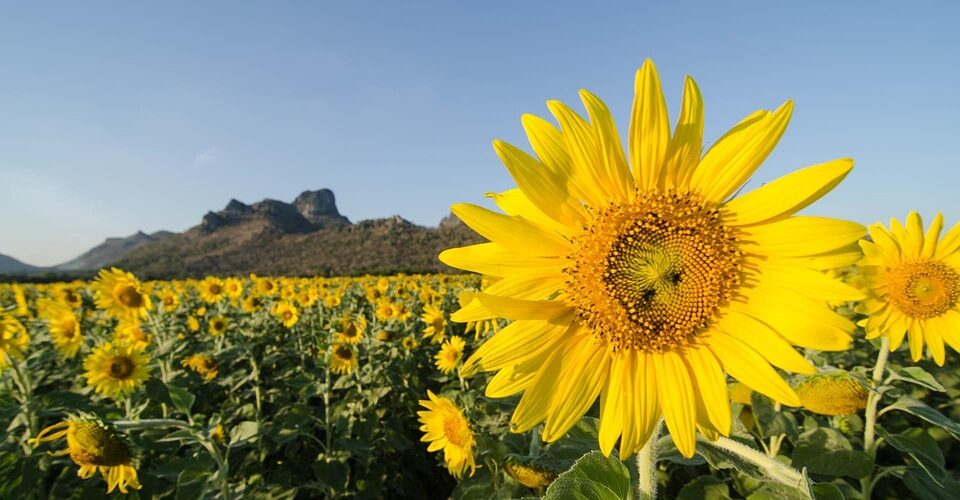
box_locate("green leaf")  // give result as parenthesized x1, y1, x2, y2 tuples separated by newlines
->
(902, 466, 960, 500)
(544, 451, 631, 500)
(887, 366, 946, 392)
(879, 397, 960, 440)
(537, 418, 602, 470)
(678, 475, 731, 500)
(166, 384, 195, 415)
(878, 427, 945, 485)
(809, 483, 844, 500)
(229, 420, 259, 445)
(745, 483, 808, 500)
(791, 428, 873, 479)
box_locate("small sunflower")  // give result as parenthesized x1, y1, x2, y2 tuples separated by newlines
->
(198, 277, 226, 304)
(421, 304, 447, 344)
(29, 415, 141, 494)
(796, 371, 868, 416)
(435, 336, 466, 375)
(210, 424, 226, 444)
(224, 277, 244, 299)
(336, 315, 367, 345)
(418, 391, 477, 479)
(56, 285, 83, 309)
(273, 302, 300, 329)
(208, 316, 229, 336)
(91, 268, 152, 322)
(330, 343, 358, 374)
(158, 289, 180, 313)
(43, 301, 83, 358)
(114, 320, 152, 350)
(182, 354, 219, 382)
(83, 340, 151, 399)
(401, 335, 419, 351)
(242, 295, 263, 313)
(256, 277, 278, 296)
(0, 315, 30, 370)
(858, 212, 960, 365)
(186, 316, 201, 332)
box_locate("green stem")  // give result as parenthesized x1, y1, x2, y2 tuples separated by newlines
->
(112, 418, 192, 430)
(860, 336, 891, 500)
(636, 422, 661, 500)
(704, 436, 809, 494)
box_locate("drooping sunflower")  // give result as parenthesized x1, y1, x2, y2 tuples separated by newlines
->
(1, 315, 30, 370)
(198, 276, 226, 304)
(504, 459, 557, 489)
(43, 300, 84, 358)
(435, 336, 466, 375)
(336, 314, 367, 345)
(330, 343, 358, 374)
(418, 390, 477, 479)
(421, 303, 448, 344)
(443, 60, 864, 458)
(91, 268, 152, 322)
(858, 212, 960, 365)
(796, 371, 867, 416)
(273, 302, 300, 329)
(29, 415, 141, 494)
(182, 354, 219, 382)
(208, 316, 230, 336)
(83, 340, 151, 399)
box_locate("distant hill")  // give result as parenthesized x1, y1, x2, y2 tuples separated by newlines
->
(55, 231, 175, 271)
(0, 254, 42, 274)
(111, 189, 483, 278)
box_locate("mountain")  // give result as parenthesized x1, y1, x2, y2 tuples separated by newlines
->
(112, 189, 482, 278)
(55, 231, 175, 271)
(0, 254, 42, 274)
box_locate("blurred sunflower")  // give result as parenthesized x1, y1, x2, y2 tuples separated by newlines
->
(796, 371, 867, 416)
(30, 415, 141, 494)
(44, 300, 83, 358)
(182, 354, 219, 382)
(242, 295, 263, 313)
(208, 316, 229, 336)
(858, 212, 960, 365)
(158, 289, 180, 313)
(255, 277, 278, 296)
(401, 335, 419, 351)
(420, 303, 447, 344)
(336, 315, 366, 345)
(444, 60, 863, 458)
(435, 336, 466, 375)
(0, 315, 30, 370)
(91, 268, 152, 322)
(224, 277, 244, 300)
(504, 460, 557, 489)
(84, 341, 151, 399)
(418, 391, 476, 479)
(273, 302, 300, 329)
(114, 320, 152, 349)
(330, 343, 358, 374)
(198, 277, 226, 304)
(186, 316, 201, 333)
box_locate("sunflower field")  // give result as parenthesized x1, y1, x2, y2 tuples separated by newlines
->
(4, 60, 960, 499)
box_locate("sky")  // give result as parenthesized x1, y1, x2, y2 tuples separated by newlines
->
(1, 1, 958, 266)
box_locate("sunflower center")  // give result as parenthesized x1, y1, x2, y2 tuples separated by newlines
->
(887, 260, 960, 318)
(115, 285, 143, 308)
(334, 345, 354, 360)
(442, 415, 472, 448)
(565, 190, 742, 353)
(283, 311, 293, 321)
(343, 324, 357, 337)
(108, 356, 135, 379)
(67, 421, 132, 467)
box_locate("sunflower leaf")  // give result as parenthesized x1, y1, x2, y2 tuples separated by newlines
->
(888, 367, 947, 392)
(878, 397, 960, 440)
(878, 427, 946, 486)
(543, 450, 631, 500)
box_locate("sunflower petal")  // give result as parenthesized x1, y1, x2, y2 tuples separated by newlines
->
(629, 59, 670, 190)
(654, 351, 697, 458)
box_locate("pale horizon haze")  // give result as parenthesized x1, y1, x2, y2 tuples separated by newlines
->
(1, 1, 958, 266)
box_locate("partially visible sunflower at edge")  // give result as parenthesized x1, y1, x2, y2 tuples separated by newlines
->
(1, 315, 30, 370)
(858, 212, 960, 365)
(442, 60, 864, 458)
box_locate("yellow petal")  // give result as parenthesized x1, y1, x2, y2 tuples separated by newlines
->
(934, 221, 960, 259)
(461, 316, 573, 376)
(653, 351, 697, 458)
(922, 321, 946, 366)
(547, 100, 618, 207)
(439, 243, 563, 277)
(451, 271, 565, 321)
(580, 89, 634, 202)
(707, 332, 801, 407)
(629, 59, 670, 190)
(510, 337, 574, 433)
(473, 293, 571, 321)
(743, 217, 865, 257)
(755, 263, 864, 302)
(667, 76, 704, 188)
(715, 310, 816, 374)
(904, 212, 925, 260)
(542, 336, 609, 441)
(685, 347, 731, 436)
(908, 320, 925, 362)
(493, 141, 587, 227)
(599, 353, 626, 456)
(451, 203, 571, 257)
(725, 158, 854, 226)
(921, 213, 944, 259)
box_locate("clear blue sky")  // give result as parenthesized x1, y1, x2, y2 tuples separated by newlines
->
(1, 1, 958, 266)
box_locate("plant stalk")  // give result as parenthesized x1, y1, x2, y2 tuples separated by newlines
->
(860, 336, 890, 500)
(636, 422, 662, 500)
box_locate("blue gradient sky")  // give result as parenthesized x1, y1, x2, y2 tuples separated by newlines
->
(1, 1, 958, 266)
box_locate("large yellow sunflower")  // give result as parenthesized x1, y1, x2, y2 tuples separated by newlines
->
(858, 212, 960, 365)
(91, 268, 152, 322)
(83, 340, 151, 399)
(442, 60, 864, 458)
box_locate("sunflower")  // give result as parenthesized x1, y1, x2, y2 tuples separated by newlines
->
(255, 277, 278, 296)
(91, 268, 152, 322)
(242, 295, 263, 313)
(29, 415, 141, 494)
(56, 285, 84, 309)
(182, 354, 219, 382)
(401, 335, 419, 351)
(796, 371, 867, 416)
(224, 277, 244, 299)
(330, 343, 358, 374)
(273, 302, 300, 329)
(208, 316, 229, 336)
(83, 341, 151, 399)
(210, 424, 226, 444)
(858, 212, 960, 365)
(435, 336, 466, 375)
(0, 315, 30, 370)
(443, 60, 864, 459)
(158, 289, 180, 313)
(421, 303, 447, 344)
(418, 391, 477, 479)
(198, 276, 226, 304)
(43, 300, 83, 358)
(186, 316, 201, 332)
(114, 320, 152, 349)
(336, 315, 367, 345)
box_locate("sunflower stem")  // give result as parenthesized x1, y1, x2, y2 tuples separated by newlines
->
(112, 418, 192, 430)
(635, 422, 661, 500)
(704, 435, 810, 495)
(860, 336, 890, 500)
